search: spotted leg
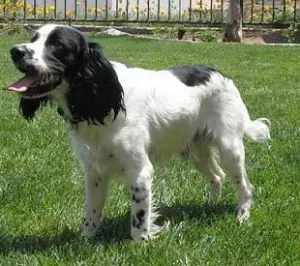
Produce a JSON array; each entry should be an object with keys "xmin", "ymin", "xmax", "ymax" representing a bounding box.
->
[
  {"xmin": 126, "ymin": 161, "xmax": 161, "ymax": 241},
  {"xmin": 81, "ymin": 166, "xmax": 109, "ymax": 237}
]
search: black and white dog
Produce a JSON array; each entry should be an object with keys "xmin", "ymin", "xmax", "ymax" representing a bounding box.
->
[{"xmin": 8, "ymin": 24, "xmax": 270, "ymax": 241}]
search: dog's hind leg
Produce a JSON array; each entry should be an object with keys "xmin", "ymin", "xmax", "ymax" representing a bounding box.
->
[
  {"xmin": 191, "ymin": 142, "xmax": 225, "ymax": 203},
  {"xmin": 217, "ymin": 137, "xmax": 253, "ymax": 223}
]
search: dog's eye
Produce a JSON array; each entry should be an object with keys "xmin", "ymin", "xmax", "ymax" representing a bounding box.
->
[
  {"xmin": 30, "ymin": 33, "xmax": 40, "ymax": 43},
  {"xmin": 54, "ymin": 40, "xmax": 64, "ymax": 49}
]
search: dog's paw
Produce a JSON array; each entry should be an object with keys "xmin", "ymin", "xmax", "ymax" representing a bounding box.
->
[
  {"xmin": 131, "ymin": 231, "xmax": 154, "ymax": 242},
  {"xmin": 236, "ymin": 207, "xmax": 250, "ymax": 224},
  {"xmin": 81, "ymin": 228, "xmax": 97, "ymax": 237},
  {"xmin": 130, "ymin": 220, "xmax": 169, "ymax": 242},
  {"xmin": 80, "ymin": 219, "xmax": 101, "ymax": 237}
]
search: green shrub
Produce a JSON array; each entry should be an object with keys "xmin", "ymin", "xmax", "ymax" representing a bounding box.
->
[
  {"xmin": 282, "ymin": 23, "xmax": 300, "ymax": 43},
  {"xmin": 201, "ymin": 29, "xmax": 219, "ymax": 42},
  {"xmin": 0, "ymin": 22, "xmax": 26, "ymax": 36}
]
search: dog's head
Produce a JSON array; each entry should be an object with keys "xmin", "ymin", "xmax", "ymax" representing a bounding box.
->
[
  {"xmin": 9, "ymin": 24, "xmax": 86, "ymax": 98},
  {"xmin": 9, "ymin": 24, "xmax": 125, "ymax": 124}
]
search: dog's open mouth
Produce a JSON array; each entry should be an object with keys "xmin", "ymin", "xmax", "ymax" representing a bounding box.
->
[
  {"xmin": 7, "ymin": 74, "xmax": 62, "ymax": 98},
  {"xmin": 8, "ymin": 75, "xmax": 39, "ymax": 93}
]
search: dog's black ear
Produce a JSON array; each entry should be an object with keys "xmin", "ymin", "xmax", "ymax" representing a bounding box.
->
[
  {"xmin": 19, "ymin": 97, "xmax": 48, "ymax": 120},
  {"xmin": 67, "ymin": 42, "xmax": 125, "ymax": 125}
]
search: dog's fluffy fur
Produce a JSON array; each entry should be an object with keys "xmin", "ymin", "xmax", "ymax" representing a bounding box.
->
[{"xmin": 9, "ymin": 24, "xmax": 270, "ymax": 240}]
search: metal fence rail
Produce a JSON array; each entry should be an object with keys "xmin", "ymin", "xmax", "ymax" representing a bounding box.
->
[{"xmin": 0, "ymin": 0, "xmax": 299, "ymax": 25}]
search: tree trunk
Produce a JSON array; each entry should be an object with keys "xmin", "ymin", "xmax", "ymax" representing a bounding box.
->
[{"xmin": 223, "ymin": 0, "xmax": 243, "ymax": 42}]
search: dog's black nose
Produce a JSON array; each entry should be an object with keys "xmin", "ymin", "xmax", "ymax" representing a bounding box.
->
[{"xmin": 10, "ymin": 46, "xmax": 26, "ymax": 62}]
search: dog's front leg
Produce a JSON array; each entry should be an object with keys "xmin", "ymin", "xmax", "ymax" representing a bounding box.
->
[
  {"xmin": 81, "ymin": 167, "xmax": 109, "ymax": 237},
  {"xmin": 128, "ymin": 163, "xmax": 158, "ymax": 241}
]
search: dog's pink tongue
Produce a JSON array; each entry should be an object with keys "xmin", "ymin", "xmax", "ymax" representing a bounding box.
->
[{"xmin": 8, "ymin": 76, "xmax": 38, "ymax": 92}]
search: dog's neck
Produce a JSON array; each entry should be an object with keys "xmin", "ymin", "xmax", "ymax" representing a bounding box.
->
[{"xmin": 50, "ymin": 82, "xmax": 73, "ymax": 123}]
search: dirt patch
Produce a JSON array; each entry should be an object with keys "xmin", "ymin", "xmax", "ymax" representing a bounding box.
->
[
  {"xmin": 242, "ymin": 29, "xmax": 289, "ymax": 44},
  {"xmin": 147, "ymin": 28, "xmax": 290, "ymax": 44}
]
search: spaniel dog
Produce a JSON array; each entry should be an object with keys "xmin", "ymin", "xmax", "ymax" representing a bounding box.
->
[{"xmin": 8, "ymin": 24, "xmax": 270, "ymax": 241}]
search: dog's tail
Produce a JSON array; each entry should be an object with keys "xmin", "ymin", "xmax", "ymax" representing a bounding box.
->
[
  {"xmin": 222, "ymin": 77, "xmax": 271, "ymax": 143},
  {"xmin": 244, "ymin": 118, "xmax": 271, "ymax": 143}
]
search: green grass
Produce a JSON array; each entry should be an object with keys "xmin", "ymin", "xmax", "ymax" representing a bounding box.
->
[{"xmin": 0, "ymin": 34, "xmax": 300, "ymax": 265}]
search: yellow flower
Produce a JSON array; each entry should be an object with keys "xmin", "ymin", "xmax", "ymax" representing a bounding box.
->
[
  {"xmin": 160, "ymin": 8, "xmax": 165, "ymax": 15},
  {"xmin": 66, "ymin": 10, "xmax": 74, "ymax": 18},
  {"xmin": 46, "ymin": 5, "xmax": 55, "ymax": 14},
  {"xmin": 36, "ymin": 7, "xmax": 44, "ymax": 15},
  {"xmin": 263, "ymin": 5, "xmax": 272, "ymax": 13},
  {"xmin": 26, "ymin": 4, "xmax": 34, "ymax": 13},
  {"xmin": 15, "ymin": 2, "xmax": 25, "ymax": 9},
  {"xmin": 27, "ymin": 7, "xmax": 34, "ymax": 13}
]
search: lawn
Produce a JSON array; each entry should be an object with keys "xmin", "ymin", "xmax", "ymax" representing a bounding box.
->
[{"xmin": 0, "ymin": 33, "xmax": 300, "ymax": 265}]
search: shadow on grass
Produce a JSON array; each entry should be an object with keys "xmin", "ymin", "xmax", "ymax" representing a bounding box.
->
[
  {"xmin": 0, "ymin": 227, "xmax": 79, "ymax": 255},
  {"xmin": 0, "ymin": 202, "xmax": 235, "ymax": 254},
  {"xmin": 158, "ymin": 202, "xmax": 236, "ymax": 226}
]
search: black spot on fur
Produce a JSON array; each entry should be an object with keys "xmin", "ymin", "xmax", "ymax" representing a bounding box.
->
[
  {"xmin": 169, "ymin": 65, "xmax": 219, "ymax": 87},
  {"xmin": 85, "ymin": 222, "xmax": 89, "ymax": 227},
  {"xmin": 193, "ymin": 127, "xmax": 213, "ymax": 144},
  {"xmin": 132, "ymin": 193, "xmax": 148, "ymax": 204},
  {"xmin": 132, "ymin": 194, "xmax": 141, "ymax": 204},
  {"xmin": 92, "ymin": 222, "xmax": 97, "ymax": 228},
  {"xmin": 93, "ymin": 209, "xmax": 96, "ymax": 214},
  {"xmin": 131, "ymin": 210, "xmax": 145, "ymax": 230},
  {"xmin": 240, "ymin": 208, "xmax": 246, "ymax": 215},
  {"xmin": 131, "ymin": 186, "xmax": 145, "ymax": 192},
  {"xmin": 95, "ymin": 181, "xmax": 99, "ymax": 187},
  {"xmin": 141, "ymin": 235, "xmax": 149, "ymax": 241},
  {"xmin": 108, "ymin": 154, "xmax": 114, "ymax": 158},
  {"xmin": 132, "ymin": 215, "xmax": 140, "ymax": 229},
  {"xmin": 136, "ymin": 210, "xmax": 145, "ymax": 224}
]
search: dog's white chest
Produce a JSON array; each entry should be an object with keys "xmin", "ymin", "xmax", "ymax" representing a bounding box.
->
[{"xmin": 70, "ymin": 123, "xmax": 124, "ymax": 176}]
